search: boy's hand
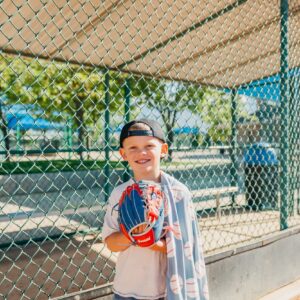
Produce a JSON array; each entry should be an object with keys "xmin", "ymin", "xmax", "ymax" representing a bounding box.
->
[
  {"xmin": 150, "ymin": 238, "xmax": 167, "ymax": 254},
  {"xmin": 118, "ymin": 182, "xmax": 165, "ymax": 248},
  {"xmin": 132, "ymin": 224, "xmax": 147, "ymax": 234},
  {"xmin": 105, "ymin": 232, "xmax": 132, "ymax": 252},
  {"xmin": 132, "ymin": 225, "xmax": 167, "ymax": 253}
]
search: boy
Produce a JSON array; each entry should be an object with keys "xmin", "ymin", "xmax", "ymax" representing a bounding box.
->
[{"xmin": 102, "ymin": 119, "xmax": 209, "ymax": 300}]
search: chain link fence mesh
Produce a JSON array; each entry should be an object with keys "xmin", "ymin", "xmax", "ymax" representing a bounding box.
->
[{"xmin": 0, "ymin": 0, "xmax": 299, "ymax": 299}]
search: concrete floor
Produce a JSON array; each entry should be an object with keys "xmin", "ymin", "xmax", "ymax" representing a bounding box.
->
[
  {"xmin": 1, "ymin": 208, "xmax": 300, "ymax": 299},
  {"xmin": 258, "ymin": 278, "xmax": 300, "ymax": 300}
]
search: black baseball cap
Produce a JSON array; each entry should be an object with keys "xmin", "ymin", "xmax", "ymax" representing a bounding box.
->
[{"xmin": 119, "ymin": 119, "xmax": 165, "ymax": 147}]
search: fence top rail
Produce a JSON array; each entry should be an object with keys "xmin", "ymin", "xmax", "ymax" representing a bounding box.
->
[{"xmin": 0, "ymin": 1, "xmax": 299, "ymax": 88}]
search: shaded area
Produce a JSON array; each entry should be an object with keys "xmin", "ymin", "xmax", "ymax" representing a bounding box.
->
[{"xmin": 0, "ymin": 236, "xmax": 116, "ymax": 299}]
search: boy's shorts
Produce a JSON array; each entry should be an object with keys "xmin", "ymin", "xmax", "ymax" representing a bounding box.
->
[{"xmin": 113, "ymin": 294, "xmax": 165, "ymax": 300}]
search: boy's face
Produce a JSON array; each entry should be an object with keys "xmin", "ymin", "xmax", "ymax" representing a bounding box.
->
[{"xmin": 119, "ymin": 135, "xmax": 168, "ymax": 182}]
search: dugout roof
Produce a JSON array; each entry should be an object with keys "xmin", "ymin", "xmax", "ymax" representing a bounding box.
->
[{"xmin": 0, "ymin": 0, "xmax": 299, "ymax": 88}]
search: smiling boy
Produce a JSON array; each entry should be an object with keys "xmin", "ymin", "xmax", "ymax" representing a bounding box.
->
[{"xmin": 101, "ymin": 119, "xmax": 209, "ymax": 300}]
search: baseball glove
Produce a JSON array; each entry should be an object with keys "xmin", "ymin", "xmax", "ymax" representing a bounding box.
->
[{"xmin": 118, "ymin": 181, "xmax": 165, "ymax": 247}]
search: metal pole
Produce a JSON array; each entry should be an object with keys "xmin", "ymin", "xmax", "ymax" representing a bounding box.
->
[
  {"xmin": 279, "ymin": 0, "xmax": 289, "ymax": 230},
  {"xmin": 16, "ymin": 123, "xmax": 21, "ymax": 154},
  {"xmin": 297, "ymin": 74, "xmax": 300, "ymax": 215},
  {"xmin": 291, "ymin": 73, "xmax": 300, "ymax": 215},
  {"xmin": 64, "ymin": 123, "xmax": 68, "ymax": 149},
  {"xmin": 123, "ymin": 77, "xmax": 131, "ymax": 182},
  {"xmin": 230, "ymin": 89, "xmax": 238, "ymax": 206},
  {"xmin": 67, "ymin": 118, "xmax": 72, "ymax": 159},
  {"xmin": 104, "ymin": 71, "xmax": 111, "ymax": 201},
  {"xmin": 289, "ymin": 77, "xmax": 294, "ymax": 216}
]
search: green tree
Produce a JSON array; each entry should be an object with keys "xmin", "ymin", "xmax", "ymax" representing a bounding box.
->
[
  {"xmin": 30, "ymin": 64, "xmax": 129, "ymax": 159},
  {"xmin": 0, "ymin": 55, "xmax": 34, "ymax": 161},
  {"xmin": 0, "ymin": 54, "xmax": 126, "ymax": 160},
  {"xmin": 198, "ymin": 90, "xmax": 231, "ymax": 144},
  {"xmin": 198, "ymin": 90, "xmax": 257, "ymax": 145},
  {"xmin": 134, "ymin": 78, "xmax": 206, "ymax": 159}
]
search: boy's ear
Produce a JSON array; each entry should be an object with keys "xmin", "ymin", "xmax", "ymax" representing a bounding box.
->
[
  {"xmin": 119, "ymin": 148, "xmax": 127, "ymax": 161},
  {"xmin": 160, "ymin": 143, "xmax": 168, "ymax": 158}
]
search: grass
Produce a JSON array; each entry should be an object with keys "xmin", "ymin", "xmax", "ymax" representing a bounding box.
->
[
  {"xmin": 0, "ymin": 160, "xmax": 124, "ymax": 175},
  {"xmin": 0, "ymin": 157, "xmax": 230, "ymax": 175}
]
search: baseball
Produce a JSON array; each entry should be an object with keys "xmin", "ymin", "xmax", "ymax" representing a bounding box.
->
[
  {"xmin": 203, "ymin": 283, "xmax": 209, "ymax": 299},
  {"xmin": 184, "ymin": 242, "xmax": 193, "ymax": 260},
  {"xmin": 186, "ymin": 278, "xmax": 198, "ymax": 298},
  {"xmin": 189, "ymin": 202, "xmax": 196, "ymax": 220},
  {"xmin": 172, "ymin": 187, "xmax": 184, "ymax": 203},
  {"xmin": 172, "ymin": 221, "xmax": 182, "ymax": 240},
  {"xmin": 195, "ymin": 260, "xmax": 206, "ymax": 279},
  {"xmin": 170, "ymin": 274, "xmax": 183, "ymax": 295},
  {"xmin": 166, "ymin": 237, "xmax": 175, "ymax": 258}
]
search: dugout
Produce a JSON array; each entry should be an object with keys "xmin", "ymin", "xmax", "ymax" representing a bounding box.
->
[{"xmin": 0, "ymin": 1, "xmax": 300, "ymax": 300}]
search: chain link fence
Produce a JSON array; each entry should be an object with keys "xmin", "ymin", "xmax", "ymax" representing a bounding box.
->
[{"xmin": 0, "ymin": 1, "xmax": 299, "ymax": 299}]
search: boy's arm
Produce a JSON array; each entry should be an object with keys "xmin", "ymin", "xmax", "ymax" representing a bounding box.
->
[
  {"xmin": 105, "ymin": 226, "xmax": 167, "ymax": 253},
  {"xmin": 150, "ymin": 238, "xmax": 167, "ymax": 254},
  {"xmin": 105, "ymin": 232, "xmax": 132, "ymax": 252},
  {"xmin": 129, "ymin": 224, "xmax": 167, "ymax": 253}
]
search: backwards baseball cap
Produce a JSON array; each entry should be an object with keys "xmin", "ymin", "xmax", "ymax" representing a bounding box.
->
[{"xmin": 120, "ymin": 119, "xmax": 165, "ymax": 147}]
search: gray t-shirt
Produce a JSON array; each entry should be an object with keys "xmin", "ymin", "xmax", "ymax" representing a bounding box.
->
[{"xmin": 102, "ymin": 179, "xmax": 167, "ymax": 299}]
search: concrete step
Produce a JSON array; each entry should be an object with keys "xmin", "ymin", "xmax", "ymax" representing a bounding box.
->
[{"xmin": 258, "ymin": 278, "xmax": 300, "ymax": 300}]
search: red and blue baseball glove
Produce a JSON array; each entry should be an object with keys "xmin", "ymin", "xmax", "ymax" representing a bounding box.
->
[{"xmin": 118, "ymin": 181, "xmax": 165, "ymax": 247}]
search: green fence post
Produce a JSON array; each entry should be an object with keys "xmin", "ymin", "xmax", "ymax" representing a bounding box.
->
[
  {"xmin": 123, "ymin": 77, "xmax": 131, "ymax": 182},
  {"xmin": 279, "ymin": 0, "xmax": 289, "ymax": 230},
  {"xmin": 230, "ymin": 89, "xmax": 238, "ymax": 206},
  {"xmin": 296, "ymin": 75, "xmax": 300, "ymax": 215},
  {"xmin": 289, "ymin": 76, "xmax": 298, "ymax": 215},
  {"xmin": 16, "ymin": 123, "xmax": 21, "ymax": 155},
  {"xmin": 104, "ymin": 71, "xmax": 111, "ymax": 202},
  {"xmin": 67, "ymin": 118, "xmax": 73, "ymax": 159},
  {"xmin": 289, "ymin": 73, "xmax": 300, "ymax": 215},
  {"xmin": 295, "ymin": 74, "xmax": 300, "ymax": 211}
]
